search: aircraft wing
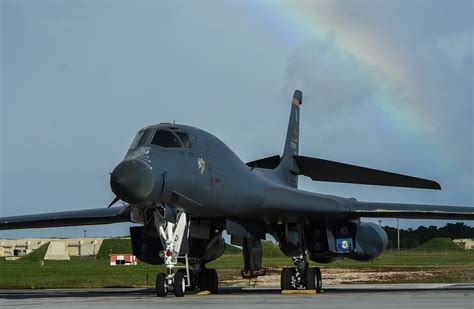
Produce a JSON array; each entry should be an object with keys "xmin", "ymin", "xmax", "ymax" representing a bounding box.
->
[
  {"xmin": 0, "ymin": 207, "xmax": 131, "ymax": 230},
  {"xmin": 350, "ymin": 201, "xmax": 474, "ymax": 220},
  {"xmin": 261, "ymin": 188, "xmax": 474, "ymax": 221}
]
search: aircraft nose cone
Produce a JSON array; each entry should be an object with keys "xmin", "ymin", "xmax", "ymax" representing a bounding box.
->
[{"xmin": 110, "ymin": 159, "xmax": 154, "ymax": 203}]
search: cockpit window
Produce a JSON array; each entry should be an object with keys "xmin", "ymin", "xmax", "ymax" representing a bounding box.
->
[
  {"xmin": 129, "ymin": 129, "xmax": 154, "ymax": 150},
  {"xmin": 129, "ymin": 130, "xmax": 145, "ymax": 150},
  {"xmin": 175, "ymin": 131, "xmax": 192, "ymax": 148},
  {"xmin": 151, "ymin": 130, "xmax": 183, "ymax": 148}
]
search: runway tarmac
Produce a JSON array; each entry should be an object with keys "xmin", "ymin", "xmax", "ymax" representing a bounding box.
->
[{"xmin": 1, "ymin": 284, "xmax": 473, "ymax": 309}]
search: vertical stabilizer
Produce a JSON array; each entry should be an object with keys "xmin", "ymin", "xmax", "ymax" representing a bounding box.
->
[{"xmin": 277, "ymin": 90, "xmax": 302, "ymax": 187}]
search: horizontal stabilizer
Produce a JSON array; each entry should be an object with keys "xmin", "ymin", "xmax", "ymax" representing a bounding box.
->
[
  {"xmin": 0, "ymin": 207, "xmax": 131, "ymax": 230},
  {"xmin": 246, "ymin": 155, "xmax": 281, "ymax": 169},
  {"xmin": 294, "ymin": 155, "xmax": 441, "ymax": 190}
]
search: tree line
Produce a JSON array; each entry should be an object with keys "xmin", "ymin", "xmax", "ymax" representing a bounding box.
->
[{"xmin": 383, "ymin": 222, "xmax": 474, "ymax": 249}]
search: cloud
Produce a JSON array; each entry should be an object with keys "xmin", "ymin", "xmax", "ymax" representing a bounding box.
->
[
  {"xmin": 281, "ymin": 14, "xmax": 473, "ymax": 223},
  {"xmin": 282, "ymin": 34, "xmax": 406, "ymax": 162},
  {"xmin": 1, "ymin": 1, "xmax": 472, "ymax": 238},
  {"xmin": 285, "ymin": 35, "xmax": 380, "ymax": 111},
  {"xmin": 437, "ymin": 31, "xmax": 474, "ymax": 69}
]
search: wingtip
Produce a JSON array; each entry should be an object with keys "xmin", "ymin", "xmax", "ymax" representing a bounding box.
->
[
  {"xmin": 424, "ymin": 179, "xmax": 442, "ymax": 190},
  {"xmin": 292, "ymin": 90, "xmax": 303, "ymax": 105}
]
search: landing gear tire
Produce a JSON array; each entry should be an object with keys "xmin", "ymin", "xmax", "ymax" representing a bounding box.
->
[
  {"xmin": 198, "ymin": 269, "xmax": 209, "ymax": 291},
  {"xmin": 315, "ymin": 267, "xmax": 322, "ymax": 292},
  {"xmin": 208, "ymin": 269, "xmax": 218, "ymax": 294},
  {"xmin": 156, "ymin": 273, "xmax": 167, "ymax": 297},
  {"xmin": 177, "ymin": 269, "xmax": 196, "ymax": 291},
  {"xmin": 281, "ymin": 267, "xmax": 295, "ymax": 290},
  {"xmin": 199, "ymin": 268, "xmax": 219, "ymax": 293},
  {"xmin": 306, "ymin": 267, "xmax": 322, "ymax": 292},
  {"xmin": 173, "ymin": 271, "xmax": 185, "ymax": 297}
]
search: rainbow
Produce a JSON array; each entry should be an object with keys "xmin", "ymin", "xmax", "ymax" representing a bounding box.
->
[{"xmin": 236, "ymin": 2, "xmax": 446, "ymax": 166}]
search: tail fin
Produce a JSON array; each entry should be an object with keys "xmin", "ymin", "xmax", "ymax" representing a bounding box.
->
[{"xmin": 277, "ymin": 90, "xmax": 302, "ymax": 187}]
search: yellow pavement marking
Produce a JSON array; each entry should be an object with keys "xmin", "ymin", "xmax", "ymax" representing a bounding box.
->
[
  {"xmin": 281, "ymin": 289, "xmax": 317, "ymax": 295},
  {"xmin": 195, "ymin": 290, "xmax": 211, "ymax": 295}
]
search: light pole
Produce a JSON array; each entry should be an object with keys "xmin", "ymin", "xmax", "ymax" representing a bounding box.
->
[{"xmin": 397, "ymin": 218, "xmax": 400, "ymax": 251}]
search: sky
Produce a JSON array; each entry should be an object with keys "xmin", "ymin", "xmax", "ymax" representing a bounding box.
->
[{"xmin": 0, "ymin": 0, "xmax": 473, "ymax": 238}]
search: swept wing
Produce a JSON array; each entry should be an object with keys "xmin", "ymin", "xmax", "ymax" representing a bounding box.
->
[
  {"xmin": 261, "ymin": 187, "xmax": 473, "ymax": 221},
  {"xmin": 0, "ymin": 207, "xmax": 131, "ymax": 230}
]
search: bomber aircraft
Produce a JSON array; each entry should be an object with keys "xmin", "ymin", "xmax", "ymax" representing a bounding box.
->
[{"xmin": 1, "ymin": 90, "xmax": 473, "ymax": 297}]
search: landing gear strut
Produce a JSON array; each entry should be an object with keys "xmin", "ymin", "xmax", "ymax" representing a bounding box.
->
[
  {"xmin": 280, "ymin": 254, "xmax": 322, "ymax": 292},
  {"xmin": 153, "ymin": 206, "xmax": 189, "ymax": 297},
  {"xmin": 152, "ymin": 206, "xmax": 219, "ymax": 296}
]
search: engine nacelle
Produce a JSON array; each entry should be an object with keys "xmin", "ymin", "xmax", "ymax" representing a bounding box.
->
[
  {"xmin": 306, "ymin": 221, "xmax": 388, "ymax": 263},
  {"xmin": 350, "ymin": 222, "xmax": 388, "ymax": 261},
  {"xmin": 309, "ymin": 255, "xmax": 339, "ymax": 264}
]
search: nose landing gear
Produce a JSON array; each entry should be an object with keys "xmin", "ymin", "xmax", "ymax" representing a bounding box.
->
[
  {"xmin": 153, "ymin": 207, "xmax": 189, "ymax": 297},
  {"xmin": 155, "ymin": 269, "xmax": 186, "ymax": 297},
  {"xmin": 155, "ymin": 266, "xmax": 219, "ymax": 297},
  {"xmin": 152, "ymin": 207, "xmax": 219, "ymax": 297},
  {"xmin": 155, "ymin": 273, "xmax": 167, "ymax": 297}
]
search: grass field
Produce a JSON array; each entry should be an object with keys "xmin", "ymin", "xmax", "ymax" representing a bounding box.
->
[{"xmin": 0, "ymin": 238, "xmax": 472, "ymax": 289}]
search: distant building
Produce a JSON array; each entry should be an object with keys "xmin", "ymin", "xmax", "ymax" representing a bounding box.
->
[
  {"xmin": 110, "ymin": 254, "xmax": 137, "ymax": 266},
  {"xmin": 0, "ymin": 238, "xmax": 107, "ymax": 260},
  {"xmin": 0, "ymin": 239, "xmax": 47, "ymax": 258},
  {"xmin": 453, "ymin": 239, "xmax": 474, "ymax": 250},
  {"xmin": 44, "ymin": 241, "xmax": 70, "ymax": 260}
]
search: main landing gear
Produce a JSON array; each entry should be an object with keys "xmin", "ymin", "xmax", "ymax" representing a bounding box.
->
[
  {"xmin": 280, "ymin": 254, "xmax": 322, "ymax": 292},
  {"xmin": 198, "ymin": 268, "xmax": 219, "ymax": 294}
]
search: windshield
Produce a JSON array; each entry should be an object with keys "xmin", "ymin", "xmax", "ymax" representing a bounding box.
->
[
  {"xmin": 175, "ymin": 131, "xmax": 192, "ymax": 148},
  {"xmin": 151, "ymin": 130, "xmax": 183, "ymax": 148},
  {"xmin": 129, "ymin": 129, "xmax": 154, "ymax": 150}
]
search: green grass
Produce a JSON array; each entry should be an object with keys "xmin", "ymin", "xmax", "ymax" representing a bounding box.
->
[
  {"xmin": 415, "ymin": 238, "xmax": 460, "ymax": 252},
  {"xmin": 224, "ymin": 243, "xmax": 242, "ymax": 254},
  {"xmin": 0, "ymin": 258, "xmax": 165, "ymax": 289},
  {"xmin": 0, "ymin": 238, "xmax": 472, "ymax": 289},
  {"xmin": 20, "ymin": 243, "xmax": 49, "ymax": 261},
  {"xmin": 329, "ymin": 249, "xmax": 473, "ymax": 267},
  {"xmin": 97, "ymin": 238, "xmax": 133, "ymax": 259},
  {"xmin": 262, "ymin": 241, "xmax": 286, "ymax": 258}
]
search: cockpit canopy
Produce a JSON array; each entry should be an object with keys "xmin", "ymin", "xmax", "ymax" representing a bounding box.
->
[{"xmin": 129, "ymin": 127, "xmax": 192, "ymax": 151}]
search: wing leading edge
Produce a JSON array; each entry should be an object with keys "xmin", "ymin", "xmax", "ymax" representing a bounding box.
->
[
  {"xmin": 0, "ymin": 207, "xmax": 131, "ymax": 230},
  {"xmin": 351, "ymin": 201, "xmax": 474, "ymax": 220},
  {"xmin": 261, "ymin": 187, "xmax": 474, "ymax": 221}
]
